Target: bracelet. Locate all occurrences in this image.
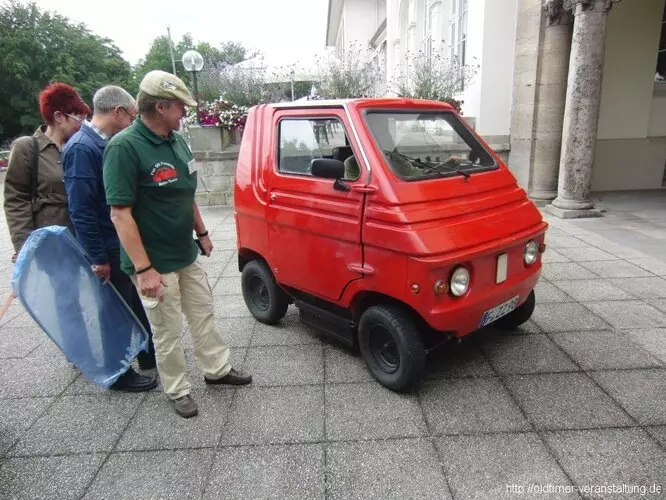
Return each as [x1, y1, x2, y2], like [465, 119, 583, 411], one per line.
[136, 264, 153, 275]
[196, 230, 209, 237]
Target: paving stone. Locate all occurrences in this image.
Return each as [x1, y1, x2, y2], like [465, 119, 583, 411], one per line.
[609, 277, 666, 299]
[549, 330, 662, 370]
[534, 280, 573, 303]
[325, 383, 427, 441]
[544, 234, 588, 249]
[419, 378, 531, 434]
[580, 260, 653, 279]
[0, 326, 45, 358]
[541, 262, 599, 281]
[0, 454, 105, 500]
[242, 345, 324, 386]
[504, 373, 633, 431]
[212, 316, 255, 348]
[435, 433, 577, 500]
[425, 341, 494, 379]
[589, 369, 666, 425]
[532, 302, 611, 332]
[83, 449, 214, 500]
[480, 334, 579, 374]
[326, 439, 452, 500]
[541, 249, 571, 263]
[543, 428, 666, 498]
[221, 386, 324, 445]
[212, 276, 242, 295]
[324, 345, 374, 383]
[625, 328, 666, 364]
[0, 357, 77, 399]
[206, 444, 324, 499]
[0, 397, 54, 455]
[10, 394, 142, 456]
[551, 279, 635, 302]
[645, 426, 666, 448]
[116, 390, 233, 451]
[646, 299, 666, 313]
[629, 258, 666, 276]
[213, 294, 253, 318]
[252, 313, 321, 346]
[557, 246, 619, 262]
[584, 300, 666, 329]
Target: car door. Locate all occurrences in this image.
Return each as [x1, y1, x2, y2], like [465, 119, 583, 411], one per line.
[266, 108, 367, 302]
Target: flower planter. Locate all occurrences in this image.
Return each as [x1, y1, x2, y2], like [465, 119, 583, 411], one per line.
[189, 125, 242, 153]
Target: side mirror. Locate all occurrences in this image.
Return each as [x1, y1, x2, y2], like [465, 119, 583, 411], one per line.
[311, 158, 344, 179]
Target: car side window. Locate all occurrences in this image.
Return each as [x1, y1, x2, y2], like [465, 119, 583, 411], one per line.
[278, 117, 360, 180]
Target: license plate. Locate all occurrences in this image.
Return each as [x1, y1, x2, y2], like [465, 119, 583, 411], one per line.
[479, 295, 520, 327]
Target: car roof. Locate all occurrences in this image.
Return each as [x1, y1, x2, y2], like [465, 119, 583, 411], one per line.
[265, 97, 455, 111]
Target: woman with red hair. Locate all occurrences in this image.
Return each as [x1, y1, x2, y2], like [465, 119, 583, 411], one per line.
[4, 82, 90, 260]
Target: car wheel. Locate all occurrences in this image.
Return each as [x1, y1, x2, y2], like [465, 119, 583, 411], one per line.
[493, 290, 536, 330]
[358, 304, 425, 392]
[241, 260, 289, 325]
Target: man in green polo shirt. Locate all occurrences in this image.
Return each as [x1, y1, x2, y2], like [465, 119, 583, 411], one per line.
[103, 70, 251, 418]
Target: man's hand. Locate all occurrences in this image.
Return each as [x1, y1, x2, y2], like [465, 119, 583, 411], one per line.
[199, 234, 214, 257]
[92, 263, 111, 284]
[137, 268, 167, 301]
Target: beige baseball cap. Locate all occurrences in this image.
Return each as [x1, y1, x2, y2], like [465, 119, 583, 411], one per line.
[139, 70, 197, 107]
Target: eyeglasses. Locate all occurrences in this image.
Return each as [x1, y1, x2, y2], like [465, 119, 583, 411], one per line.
[66, 114, 83, 122]
[121, 107, 138, 121]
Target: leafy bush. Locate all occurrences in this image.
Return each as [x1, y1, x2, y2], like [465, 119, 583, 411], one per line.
[390, 48, 479, 113]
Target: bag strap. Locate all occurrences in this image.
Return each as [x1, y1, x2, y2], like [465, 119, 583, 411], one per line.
[31, 136, 39, 202]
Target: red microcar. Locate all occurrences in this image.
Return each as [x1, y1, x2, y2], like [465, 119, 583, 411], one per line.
[233, 97, 548, 391]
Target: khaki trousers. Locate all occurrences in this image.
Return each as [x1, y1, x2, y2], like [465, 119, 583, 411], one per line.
[135, 259, 231, 399]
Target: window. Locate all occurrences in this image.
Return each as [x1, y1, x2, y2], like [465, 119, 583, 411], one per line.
[657, 2, 666, 81]
[423, 2, 433, 61]
[278, 118, 359, 180]
[449, 0, 468, 90]
[377, 0, 387, 26]
[363, 110, 496, 181]
[423, 1, 441, 62]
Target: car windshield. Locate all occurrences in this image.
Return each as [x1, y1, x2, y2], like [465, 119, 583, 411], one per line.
[363, 110, 497, 180]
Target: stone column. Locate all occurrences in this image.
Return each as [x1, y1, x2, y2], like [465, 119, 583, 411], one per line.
[528, 3, 573, 204]
[507, 0, 572, 205]
[546, 0, 614, 218]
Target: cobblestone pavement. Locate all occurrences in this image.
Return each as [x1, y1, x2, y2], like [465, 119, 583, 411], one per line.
[0, 199, 665, 499]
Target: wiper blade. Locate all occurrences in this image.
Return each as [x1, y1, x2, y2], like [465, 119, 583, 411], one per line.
[432, 160, 471, 179]
[384, 149, 471, 180]
[385, 149, 431, 169]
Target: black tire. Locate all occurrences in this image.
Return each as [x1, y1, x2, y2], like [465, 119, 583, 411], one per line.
[358, 304, 426, 392]
[241, 260, 289, 325]
[493, 290, 536, 330]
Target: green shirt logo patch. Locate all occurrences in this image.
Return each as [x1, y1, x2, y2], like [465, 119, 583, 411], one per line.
[151, 162, 179, 186]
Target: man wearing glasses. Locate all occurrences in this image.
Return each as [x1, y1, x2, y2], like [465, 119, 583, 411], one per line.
[62, 85, 158, 392]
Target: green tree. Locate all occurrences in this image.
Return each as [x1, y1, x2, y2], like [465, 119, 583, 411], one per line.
[0, 1, 136, 143]
[134, 35, 253, 100]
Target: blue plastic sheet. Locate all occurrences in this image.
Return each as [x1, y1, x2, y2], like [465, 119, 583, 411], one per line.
[11, 226, 148, 388]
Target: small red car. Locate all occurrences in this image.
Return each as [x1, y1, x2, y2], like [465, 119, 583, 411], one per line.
[233, 97, 547, 391]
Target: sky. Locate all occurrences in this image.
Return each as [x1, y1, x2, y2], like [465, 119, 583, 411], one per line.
[27, 0, 331, 69]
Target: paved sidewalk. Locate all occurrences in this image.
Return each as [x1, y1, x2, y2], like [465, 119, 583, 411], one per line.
[0, 201, 665, 499]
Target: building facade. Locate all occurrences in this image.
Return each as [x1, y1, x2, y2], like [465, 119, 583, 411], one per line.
[326, 0, 666, 218]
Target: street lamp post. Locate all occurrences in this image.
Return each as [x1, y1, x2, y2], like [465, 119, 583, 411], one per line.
[181, 49, 204, 124]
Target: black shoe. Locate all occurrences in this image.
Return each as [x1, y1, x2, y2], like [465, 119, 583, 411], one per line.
[170, 394, 198, 418]
[110, 367, 158, 392]
[204, 368, 252, 386]
[137, 353, 157, 371]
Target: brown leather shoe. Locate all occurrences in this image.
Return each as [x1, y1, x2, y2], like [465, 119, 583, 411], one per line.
[204, 368, 252, 386]
[170, 394, 198, 418]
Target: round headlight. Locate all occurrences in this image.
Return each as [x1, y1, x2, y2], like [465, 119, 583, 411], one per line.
[524, 240, 539, 265]
[450, 267, 470, 297]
